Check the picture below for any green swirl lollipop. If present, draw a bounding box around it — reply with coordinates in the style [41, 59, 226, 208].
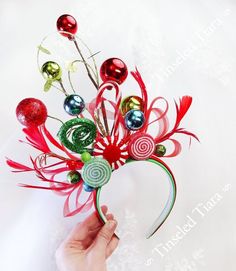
[58, 118, 96, 154]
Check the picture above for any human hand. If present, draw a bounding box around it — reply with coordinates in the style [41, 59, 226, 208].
[55, 205, 119, 271]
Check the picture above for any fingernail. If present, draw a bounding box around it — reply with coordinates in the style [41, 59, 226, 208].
[107, 220, 117, 230]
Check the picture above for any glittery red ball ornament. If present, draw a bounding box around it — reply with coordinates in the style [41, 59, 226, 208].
[57, 14, 78, 38]
[16, 98, 47, 127]
[100, 58, 128, 85]
[67, 160, 80, 170]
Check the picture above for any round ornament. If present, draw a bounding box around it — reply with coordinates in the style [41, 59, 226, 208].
[125, 109, 145, 131]
[67, 170, 81, 184]
[66, 160, 80, 170]
[155, 144, 166, 157]
[57, 14, 78, 38]
[16, 98, 47, 127]
[121, 96, 144, 115]
[81, 152, 92, 163]
[41, 61, 62, 81]
[64, 94, 85, 116]
[128, 133, 155, 160]
[82, 157, 112, 188]
[83, 183, 95, 192]
[100, 58, 128, 84]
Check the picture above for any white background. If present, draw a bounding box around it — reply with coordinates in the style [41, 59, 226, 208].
[0, 0, 235, 270]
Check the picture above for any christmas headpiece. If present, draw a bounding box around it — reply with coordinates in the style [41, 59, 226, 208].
[6, 14, 198, 238]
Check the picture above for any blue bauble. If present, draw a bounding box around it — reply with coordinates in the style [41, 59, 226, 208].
[125, 109, 145, 131]
[64, 94, 85, 116]
[83, 182, 95, 192]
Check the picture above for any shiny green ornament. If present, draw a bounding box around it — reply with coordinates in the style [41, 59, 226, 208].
[81, 152, 92, 163]
[155, 144, 166, 157]
[41, 61, 62, 81]
[57, 118, 96, 154]
[67, 170, 81, 184]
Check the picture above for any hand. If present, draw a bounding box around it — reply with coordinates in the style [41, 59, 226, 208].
[56, 205, 119, 271]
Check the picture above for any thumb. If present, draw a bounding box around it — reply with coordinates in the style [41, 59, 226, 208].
[93, 220, 117, 252]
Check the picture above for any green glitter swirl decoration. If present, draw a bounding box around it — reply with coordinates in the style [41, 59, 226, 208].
[57, 118, 96, 154]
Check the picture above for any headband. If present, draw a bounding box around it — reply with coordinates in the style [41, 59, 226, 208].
[6, 14, 198, 238]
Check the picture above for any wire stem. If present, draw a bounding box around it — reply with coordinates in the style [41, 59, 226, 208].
[73, 39, 109, 136]
[47, 115, 64, 125]
[58, 80, 68, 96]
[73, 39, 98, 89]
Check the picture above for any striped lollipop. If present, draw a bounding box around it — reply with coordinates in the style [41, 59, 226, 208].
[82, 157, 112, 188]
[128, 133, 155, 160]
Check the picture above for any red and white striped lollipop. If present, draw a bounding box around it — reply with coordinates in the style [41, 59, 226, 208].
[128, 133, 155, 160]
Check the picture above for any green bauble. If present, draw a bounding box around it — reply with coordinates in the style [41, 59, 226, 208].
[41, 61, 62, 81]
[81, 152, 92, 163]
[155, 144, 166, 157]
[67, 170, 81, 184]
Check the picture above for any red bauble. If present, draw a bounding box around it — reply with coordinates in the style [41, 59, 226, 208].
[57, 14, 78, 38]
[16, 98, 47, 127]
[67, 160, 80, 170]
[100, 58, 128, 84]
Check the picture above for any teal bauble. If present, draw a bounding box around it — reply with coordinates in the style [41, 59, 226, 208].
[83, 183, 95, 192]
[64, 94, 85, 116]
[125, 109, 145, 131]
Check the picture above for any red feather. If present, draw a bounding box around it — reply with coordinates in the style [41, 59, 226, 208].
[6, 158, 33, 172]
[131, 68, 148, 113]
[22, 126, 51, 153]
[174, 96, 192, 129]
[42, 124, 64, 151]
[175, 129, 200, 142]
[157, 96, 197, 143]
[63, 185, 94, 217]
[18, 183, 74, 191]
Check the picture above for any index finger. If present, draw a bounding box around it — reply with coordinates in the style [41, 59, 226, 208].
[67, 205, 108, 241]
